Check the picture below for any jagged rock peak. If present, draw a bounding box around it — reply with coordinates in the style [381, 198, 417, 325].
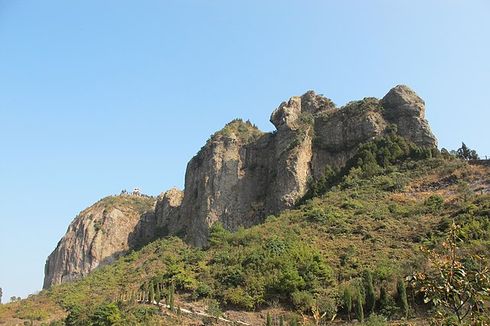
[381, 85, 436, 147]
[381, 84, 426, 117]
[155, 188, 184, 234]
[157, 188, 184, 207]
[270, 90, 336, 131]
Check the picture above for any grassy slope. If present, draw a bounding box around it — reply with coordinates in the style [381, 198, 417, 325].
[1, 158, 489, 325]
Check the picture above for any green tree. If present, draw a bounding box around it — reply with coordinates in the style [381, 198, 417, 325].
[154, 283, 161, 303]
[90, 303, 122, 326]
[378, 286, 388, 311]
[343, 287, 353, 320]
[266, 312, 272, 326]
[355, 291, 364, 322]
[396, 278, 408, 318]
[167, 283, 175, 311]
[208, 222, 231, 247]
[410, 223, 490, 323]
[279, 315, 285, 326]
[456, 142, 479, 160]
[363, 270, 376, 315]
[148, 282, 155, 303]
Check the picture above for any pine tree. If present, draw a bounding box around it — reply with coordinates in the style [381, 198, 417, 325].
[457, 142, 479, 160]
[167, 283, 175, 311]
[343, 287, 353, 320]
[355, 292, 364, 322]
[279, 315, 284, 326]
[266, 312, 272, 326]
[396, 278, 409, 318]
[148, 281, 155, 303]
[363, 270, 376, 315]
[379, 286, 388, 310]
[155, 283, 161, 303]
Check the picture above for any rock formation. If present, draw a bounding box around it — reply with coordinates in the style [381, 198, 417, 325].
[43, 195, 156, 288]
[170, 85, 436, 246]
[44, 85, 437, 287]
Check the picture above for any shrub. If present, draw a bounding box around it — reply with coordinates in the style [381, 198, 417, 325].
[364, 314, 388, 326]
[291, 291, 315, 313]
[424, 195, 444, 213]
[223, 287, 254, 310]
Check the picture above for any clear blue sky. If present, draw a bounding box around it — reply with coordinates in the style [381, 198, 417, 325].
[0, 0, 489, 302]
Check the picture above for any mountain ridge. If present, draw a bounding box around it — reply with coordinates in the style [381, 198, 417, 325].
[43, 85, 437, 289]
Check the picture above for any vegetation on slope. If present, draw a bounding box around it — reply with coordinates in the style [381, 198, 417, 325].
[208, 119, 264, 144]
[1, 139, 489, 325]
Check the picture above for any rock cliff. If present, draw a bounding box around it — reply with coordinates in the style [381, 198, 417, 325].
[169, 85, 437, 246]
[43, 195, 156, 288]
[44, 85, 437, 287]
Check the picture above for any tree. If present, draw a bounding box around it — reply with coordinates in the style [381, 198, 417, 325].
[379, 286, 388, 311]
[266, 312, 272, 326]
[363, 270, 376, 315]
[0, 287, 2, 304]
[279, 315, 285, 326]
[10, 296, 21, 302]
[91, 303, 122, 325]
[410, 223, 490, 323]
[154, 283, 161, 303]
[343, 287, 353, 320]
[355, 292, 364, 322]
[396, 278, 409, 318]
[148, 282, 155, 303]
[167, 283, 175, 311]
[456, 142, 479, 160]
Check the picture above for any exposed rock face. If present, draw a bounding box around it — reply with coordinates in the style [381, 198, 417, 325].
[44, 85, 438, 286]
[381, 85, 436, 147]
[174, 85, 437, 246]
[154, 188, 184, 235]
[43, 195, 156, 288]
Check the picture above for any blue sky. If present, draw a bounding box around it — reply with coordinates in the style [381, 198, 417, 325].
[0, 0, 489, 301]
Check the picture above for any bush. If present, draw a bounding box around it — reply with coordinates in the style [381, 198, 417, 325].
[364, 314, 388, 326]
[291, 291, 315, 313]
[90, 303, 122, 325]
[424, 195, 444, 213]
[223, 287, 254, 310]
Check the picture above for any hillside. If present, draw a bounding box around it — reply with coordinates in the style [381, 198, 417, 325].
[2, 86, 489, 325]
[43, 85, 438, 291]
[1, 150, 489, 324]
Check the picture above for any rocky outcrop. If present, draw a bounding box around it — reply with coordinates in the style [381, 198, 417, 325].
[44, 85, 438, 286]
[43, 195, 156, 288]
[176, 85, 437, 246]
[154, 188, 184, 235]
[381, 85, 436, 146]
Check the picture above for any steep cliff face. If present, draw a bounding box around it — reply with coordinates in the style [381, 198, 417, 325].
[177, 85, 437, 246]
[43, 195, 156, 288]
[44, 85, 438, 286]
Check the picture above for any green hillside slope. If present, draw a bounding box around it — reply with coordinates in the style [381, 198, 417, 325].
[1, 139, 489, 325]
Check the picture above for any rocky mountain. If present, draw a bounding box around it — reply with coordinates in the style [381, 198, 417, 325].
[43, 196, 156, 288]
[43, 85, 437, 288]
